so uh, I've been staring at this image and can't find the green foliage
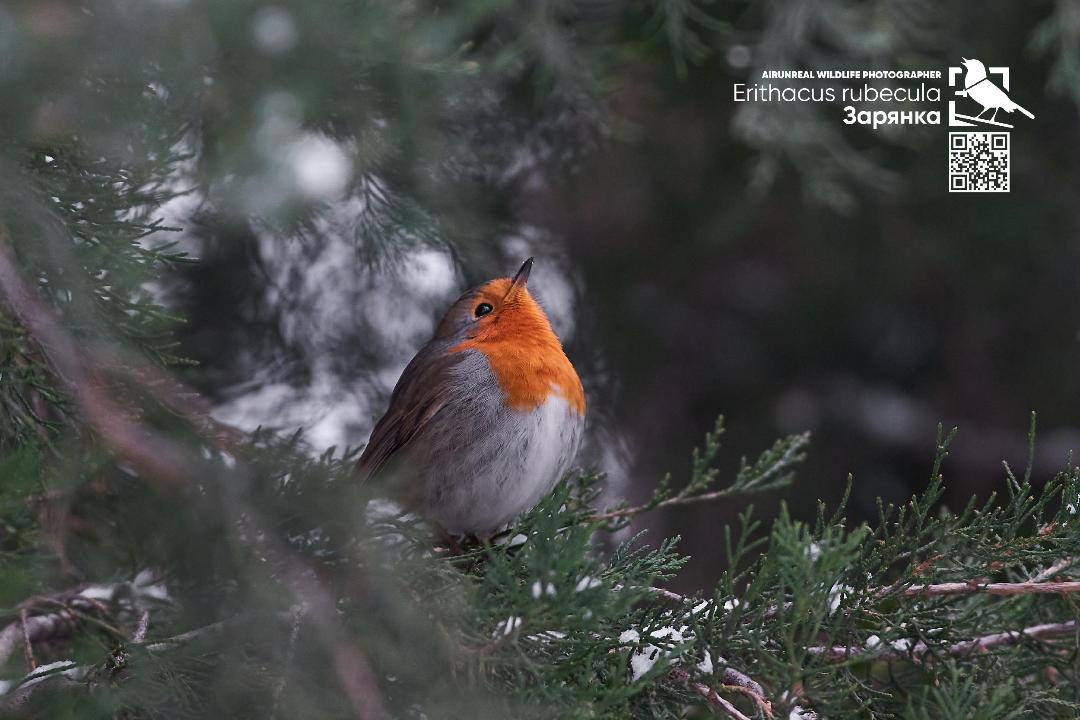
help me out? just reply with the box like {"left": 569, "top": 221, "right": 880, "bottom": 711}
{"left": 594, "top": 416, "right": 810, "bottom": 528}
{"left": 5, "top": 413, "right": 1080, "bottom": 718}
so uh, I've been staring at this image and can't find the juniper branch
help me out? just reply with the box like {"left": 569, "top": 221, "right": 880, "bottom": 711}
{"left": 590, "top": 428, "right": 810, "bottom": 523}
{"left": 0, "top": 237, "right": 389, "bottom": 719}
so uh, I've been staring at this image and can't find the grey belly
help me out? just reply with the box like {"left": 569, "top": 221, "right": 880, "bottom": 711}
{"left": 409, "top": 353, "right": 583, "bottom": 534}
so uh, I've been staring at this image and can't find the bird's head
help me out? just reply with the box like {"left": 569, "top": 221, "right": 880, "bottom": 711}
{"left": 960, "top": 58, "right": 987, "bottom": 79}
{"left": 434, "top": 257, "right": 558, "bottom": 347}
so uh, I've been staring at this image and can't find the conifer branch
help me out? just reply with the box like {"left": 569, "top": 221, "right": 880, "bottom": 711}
{"left": 0, "top": 236, "right": 388, "bottom": 720}
{"left": 0, "top": 231, "right": 188, "bottom": 490}
{"left": 589, "top": 423, "right": 809, "bottom": 523}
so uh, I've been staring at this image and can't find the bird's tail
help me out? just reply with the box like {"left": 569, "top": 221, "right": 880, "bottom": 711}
{"left": 1014, "top": 103, "right": 1034, "bottom": 119}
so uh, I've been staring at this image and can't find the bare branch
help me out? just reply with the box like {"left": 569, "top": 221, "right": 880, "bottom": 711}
{"left": 672, "top": 667, "right": 753, "bottom": 720}
{"left": 0, "top": 612, "right": 78, "bottom": 670}
{"left": 0, "top": 233, "right": 188, "bottom": 490}
{"left": 719, "top": 666, "right": 773, "bottom": 718}
{"left": 1031, "top": 557, "right": 1073, "bottom": 583}
{"left": 807, "top": 620, "right": 1077, "bottom": 662}
{"left": 17, "top": 611, "right": 35, "bottom": 671}
{"left": 270, "top": 606, "right": 306, "bottom": 720}
{"left": 945, "top": 621, "right": 1077, "bottom": 656}
{"left": 0, "top": 664, "right": 87, "bottom": 717}
{"left": 885, "top": 580, "right": 1080, "bottom": 598}
{"left": 0, "top": 576, "right": 170, "bottom": 671}
{"left": 132, "top": 611, "right": 151, "bottom": 644}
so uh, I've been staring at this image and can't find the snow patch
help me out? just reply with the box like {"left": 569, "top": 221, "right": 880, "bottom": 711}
{"left": 574, "top": 576, "right": 601, "bottom": 592}
{"left": 696, "top": 649, "right": 714, "bottom": 675}
{"left": 827, "top": 583, "right": 853, "bottom": 615}
{"left": 494, "top": 616, "right": 522, "bottom": 637}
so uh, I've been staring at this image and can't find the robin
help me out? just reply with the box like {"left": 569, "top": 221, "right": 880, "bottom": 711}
{"left": 357, "top": 258, "right": 585, "bottom": 536}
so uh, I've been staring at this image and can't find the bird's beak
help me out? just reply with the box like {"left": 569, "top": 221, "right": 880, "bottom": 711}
{"left": 961, "top": 58, "right": 969, "bottom": 66}
{"left": 506, "top": 257, "right": 533, "bottom": 299}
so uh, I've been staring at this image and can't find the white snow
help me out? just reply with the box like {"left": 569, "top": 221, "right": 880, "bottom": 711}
{"left": 575, "top": 576, "right": 601, "bottom": 592}
{"left": 626, "top": 626, "right": 689, "bottom": 682}
{"left": 493, "top": 616, "right": 522, "bottom": 637}
{"left": 133, "top": 569, "right": 171, "bottom": 602}
{"left": 252, "top": 6, "right": 298, "bottom": 55}
{"left": 827, "top": 583, "right": 853, "bottom": 615}
{"left": 287, "top": 133, "right": 352, "bottom": 201}
{"left": 692, "top": 600, "right": 712, "bottom": 615}
{"left": 78, "top": 585, "right": 114, "bottom": 601}
{"left": 526, "top": 630, "right": 567, "bottom": 642}
{"left": 696, "top": 650, "right": 714, "bottom": 675}
{"left": 494, "top": 533, "right": 528, "bottom": 548}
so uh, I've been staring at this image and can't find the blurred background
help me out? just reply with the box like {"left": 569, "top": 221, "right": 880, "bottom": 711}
{"left": 2, "top": 0, "right": 1079, "bottom": 595}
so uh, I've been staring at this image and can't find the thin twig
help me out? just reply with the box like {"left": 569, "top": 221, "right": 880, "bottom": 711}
{"left": 270, "top": 605, "right": 306, "bottom": 720}
{"left": 18, "top": 610, "right": 35, "bottom": 671}
{"left": 672, "top": 667, "right": 753, "bottom": 720}
{"left": 589, "top": 487, "right": 752, "bottom": 523}
{"left": 1031, "top": 557, "right": 1072, "bottom": 583}
{"left": 138, "top": 610, "right": 300, "bottom": 653}
{"left": 719, "top": 666, "right": 773, "bottom": 718}
{"left": 611, "top": 584, "right": 687, "bottom": 603}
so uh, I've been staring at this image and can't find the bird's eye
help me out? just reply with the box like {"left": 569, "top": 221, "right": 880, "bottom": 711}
{"left": 474, "top": 302, "right": 493, "bottom": 318}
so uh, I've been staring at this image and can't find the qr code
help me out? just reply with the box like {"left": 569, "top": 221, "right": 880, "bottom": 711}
{"left": 949, "top": 132, "right": 1009, "bottom": 192}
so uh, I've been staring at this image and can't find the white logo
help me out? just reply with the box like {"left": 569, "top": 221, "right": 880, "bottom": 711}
{"left": 948, "top": 58, "right": 1034, "bottom": 129}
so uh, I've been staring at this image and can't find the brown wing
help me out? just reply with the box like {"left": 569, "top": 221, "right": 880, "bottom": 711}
{"left": 356, "top": 343, "right": 463, "bottom": 481}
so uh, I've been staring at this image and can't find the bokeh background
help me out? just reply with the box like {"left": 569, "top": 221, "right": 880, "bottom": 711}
{"left": 4, "top": 0, "right": 1079, "bottom": 595}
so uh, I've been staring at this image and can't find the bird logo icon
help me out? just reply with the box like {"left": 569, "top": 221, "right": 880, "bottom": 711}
{"left": 951, "top": 58, "right": 1034, "bottom": 128}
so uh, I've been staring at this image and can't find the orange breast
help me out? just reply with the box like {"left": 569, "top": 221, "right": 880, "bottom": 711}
{"left": 450, "top": 287, "right": 585, "bottom": 416}
{"left": 463, "top": 336, "right": 585, "bottom": 415}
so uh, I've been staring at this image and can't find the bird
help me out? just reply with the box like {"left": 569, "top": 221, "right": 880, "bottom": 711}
{"left": 956, "top": 58, "right": 1034, "bottom": 123}
{"left": 357, "top": 257, "right": 585, "bottom": 537}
